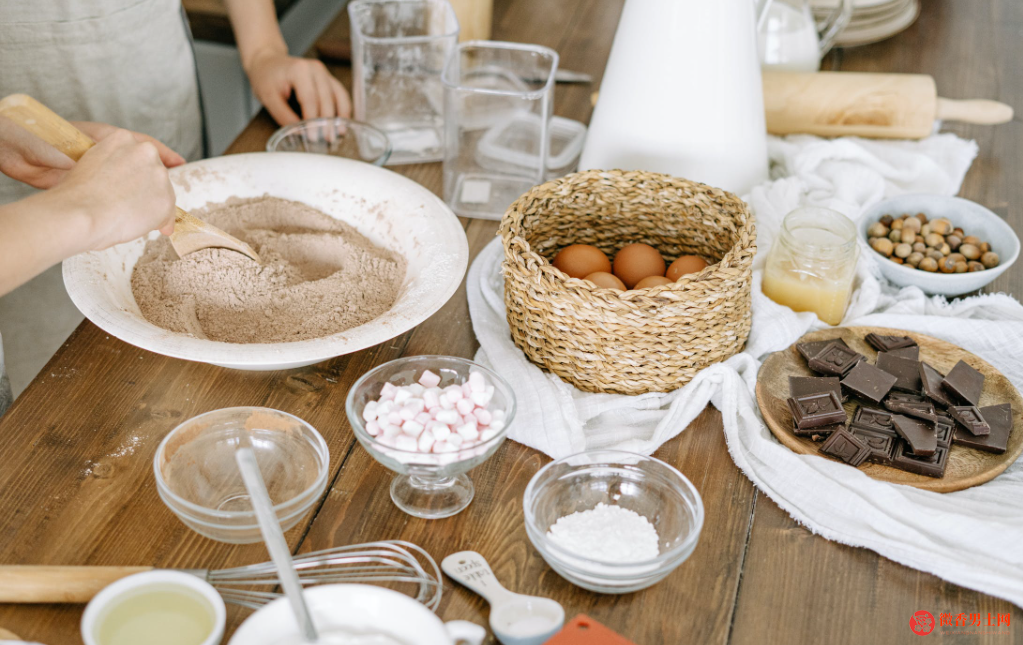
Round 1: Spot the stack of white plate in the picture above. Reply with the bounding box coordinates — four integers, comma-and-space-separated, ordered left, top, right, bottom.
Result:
811, 0, 921, 47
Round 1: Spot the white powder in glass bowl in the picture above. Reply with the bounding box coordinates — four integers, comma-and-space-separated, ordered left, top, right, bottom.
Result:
546, 502, 660, 563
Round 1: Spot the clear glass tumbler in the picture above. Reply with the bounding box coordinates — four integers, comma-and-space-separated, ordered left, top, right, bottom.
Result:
348, 0, 460, 165
441, 41, 559, 220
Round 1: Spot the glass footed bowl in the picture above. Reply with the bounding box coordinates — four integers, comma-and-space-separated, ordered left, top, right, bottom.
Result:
153, 407, 329, 544
523, 450, 704, 594
346, 356, 516, 519
266, 117, 392, 166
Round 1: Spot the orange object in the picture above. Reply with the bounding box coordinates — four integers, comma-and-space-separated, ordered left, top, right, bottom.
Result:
543, 614, 637, 645
666, 255, 709, 280
633, 275, 673, 290
612, 243, 665, 288
553, 244, 612, 279
583, 271, 626, 291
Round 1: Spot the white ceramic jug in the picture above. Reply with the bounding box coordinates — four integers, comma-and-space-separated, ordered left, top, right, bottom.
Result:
579, 0, 771, 196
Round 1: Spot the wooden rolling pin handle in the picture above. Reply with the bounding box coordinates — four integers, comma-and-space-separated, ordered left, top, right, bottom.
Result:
0, 565, 154, 603
935, 98, 1014, 125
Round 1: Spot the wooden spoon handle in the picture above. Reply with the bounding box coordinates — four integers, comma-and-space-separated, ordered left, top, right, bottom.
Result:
0, 627, 22, 640
0, 565, 155, 603
935, 98, 1014, 125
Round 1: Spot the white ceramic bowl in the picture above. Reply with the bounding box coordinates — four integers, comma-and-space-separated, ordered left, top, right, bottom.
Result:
860, 194, 1019, 296
63, 153, 468, 370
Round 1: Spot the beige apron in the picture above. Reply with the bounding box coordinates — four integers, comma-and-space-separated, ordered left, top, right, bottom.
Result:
0, 0, 204, 205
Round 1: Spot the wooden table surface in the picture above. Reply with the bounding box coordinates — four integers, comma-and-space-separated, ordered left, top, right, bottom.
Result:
1, 1, 1021, 643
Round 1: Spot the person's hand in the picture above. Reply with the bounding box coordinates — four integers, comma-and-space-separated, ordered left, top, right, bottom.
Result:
0, 116, 185, 189
50, 129, 177, 251
245, 49, 351, 125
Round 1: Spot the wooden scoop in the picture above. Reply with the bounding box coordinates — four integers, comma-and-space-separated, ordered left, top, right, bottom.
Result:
0, 627, 21, 640
0, 94, 261, 263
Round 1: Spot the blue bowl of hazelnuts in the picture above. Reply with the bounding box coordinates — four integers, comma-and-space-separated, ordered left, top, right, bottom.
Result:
860, 194, 1019, 297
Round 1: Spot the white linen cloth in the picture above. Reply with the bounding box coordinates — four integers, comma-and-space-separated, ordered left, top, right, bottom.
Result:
467, 132, 1023, 607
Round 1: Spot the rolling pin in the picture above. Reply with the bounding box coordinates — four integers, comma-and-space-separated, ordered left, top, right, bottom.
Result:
763, 71, 1014, 139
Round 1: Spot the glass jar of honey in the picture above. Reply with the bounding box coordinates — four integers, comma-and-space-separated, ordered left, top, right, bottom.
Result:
762, 207, 859, 325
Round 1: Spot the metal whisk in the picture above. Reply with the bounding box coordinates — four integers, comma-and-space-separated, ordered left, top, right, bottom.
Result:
0, 540, 442, 609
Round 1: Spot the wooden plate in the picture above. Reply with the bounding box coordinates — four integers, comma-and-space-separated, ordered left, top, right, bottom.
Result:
756, 326, 1023, 493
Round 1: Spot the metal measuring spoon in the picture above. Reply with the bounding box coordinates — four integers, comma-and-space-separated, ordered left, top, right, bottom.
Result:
442, 552, 564, 645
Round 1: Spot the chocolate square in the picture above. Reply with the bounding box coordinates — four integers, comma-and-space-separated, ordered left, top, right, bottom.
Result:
819, 428, 871, 467
850, 406, 898, 436
792, 420, 845, 438
789, 376, 842, 400
865, 333, 917, 352
892, 442, 949, 478
796, 338, 853, 361
941, 360, 984, 406
787, 392, 847, 429
808, 342, 863, 376
875, 352, 922, 393
919, 362, 952, 407
892, 414, 937, 457
934, 419, 954, 448
885, 393, 937, 423
949, 405, 990, 436
841, 361, 897, 404
849, 427, 899, 465
882, 346, 920, 360
953, 403, 1012, 454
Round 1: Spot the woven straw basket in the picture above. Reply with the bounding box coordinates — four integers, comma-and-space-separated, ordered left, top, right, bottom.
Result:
499, 169, 756, 395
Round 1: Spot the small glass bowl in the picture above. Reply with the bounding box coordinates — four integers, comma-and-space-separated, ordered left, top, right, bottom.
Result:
153, 407, 330, 544
266, 117, 392, 166
346, 356, 516, 519
523, 450, 704, 594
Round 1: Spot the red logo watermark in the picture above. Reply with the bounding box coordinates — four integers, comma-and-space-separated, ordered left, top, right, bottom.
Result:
910, 611, 935, 636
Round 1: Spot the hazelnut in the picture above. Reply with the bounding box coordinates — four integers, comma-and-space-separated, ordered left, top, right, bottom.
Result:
948, 253, 966, 265
962, 235, 980, 247
946, 234, 962, 251
899, 214, 910, 220
926, 248, 944, 261
868, 222, 889, 238
953, 227, 965, 237
891, 257, 904, 264
981, 251, 1000, 268
905, 217, 922, 232
880, 214, 894, 226
894, 243, 913, 258
968, 261, 985, 272
938, 243, 951, 256
921, 223, 932, 236
891, 218, 904, 230
916, 212, 928, 224
959, 243, 981, 260
918, 257, 939, 272
901, 228, 916, 244
940, 257, 957, 273
930, 219, 951, 235
979, 242, 991, 253
955, 261, 968, 273
907, 252, 924, 267
912, 241, 926, 253
925, 233, 944, 248
889, 230, 903, 243
871, 237, 894, 257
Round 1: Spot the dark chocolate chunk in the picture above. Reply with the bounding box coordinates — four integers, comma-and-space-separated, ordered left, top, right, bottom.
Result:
949, 405, 990, 436
881, 346, 920, 360
819, 428, 871, 467
953, 403, 1012, 454
934, 418, 954, 448
865, 333, 917, 352
850, 406, 898, 436
808, 342, 863, 376
885, 394, 937, 422
892, 414, 937, 457
787, 392, 847, 429
941, 360, 984, 406
849, 426, 899, 465
841, 361, 897, 404
796, 337, 853, 361
891, 442, 949, 478
792, 420, 844, 438
875, 352, 923, 392
789, 376, 842, 400
919, 362, 952, 407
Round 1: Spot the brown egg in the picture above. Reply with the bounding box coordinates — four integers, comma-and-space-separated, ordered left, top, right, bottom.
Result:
583, 271, 626, 291
633, 275, 673, 290
612, 243, 665, 288
552, 244, 611, 279
666, 255, 709, 281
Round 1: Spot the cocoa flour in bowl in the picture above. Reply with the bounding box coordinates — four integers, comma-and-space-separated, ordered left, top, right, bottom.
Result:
131, 196, 407, 344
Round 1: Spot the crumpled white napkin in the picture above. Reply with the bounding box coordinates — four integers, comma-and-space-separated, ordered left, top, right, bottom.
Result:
468, 132, 1023, 607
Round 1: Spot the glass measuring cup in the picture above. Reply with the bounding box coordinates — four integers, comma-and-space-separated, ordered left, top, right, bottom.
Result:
757, 0, 854, 71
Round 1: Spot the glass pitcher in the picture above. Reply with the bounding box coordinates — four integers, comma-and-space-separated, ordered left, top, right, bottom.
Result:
757, 0, 854, 72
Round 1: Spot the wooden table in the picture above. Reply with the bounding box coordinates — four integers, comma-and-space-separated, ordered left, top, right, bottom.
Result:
1, 1, 1020, 643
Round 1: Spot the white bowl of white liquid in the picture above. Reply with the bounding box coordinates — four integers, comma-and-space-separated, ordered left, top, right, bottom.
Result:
81, 571, 225, 645
228, 584, 485, 645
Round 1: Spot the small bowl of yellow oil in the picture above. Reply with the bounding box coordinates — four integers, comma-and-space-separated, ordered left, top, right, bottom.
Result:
81, 571, 225, 645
